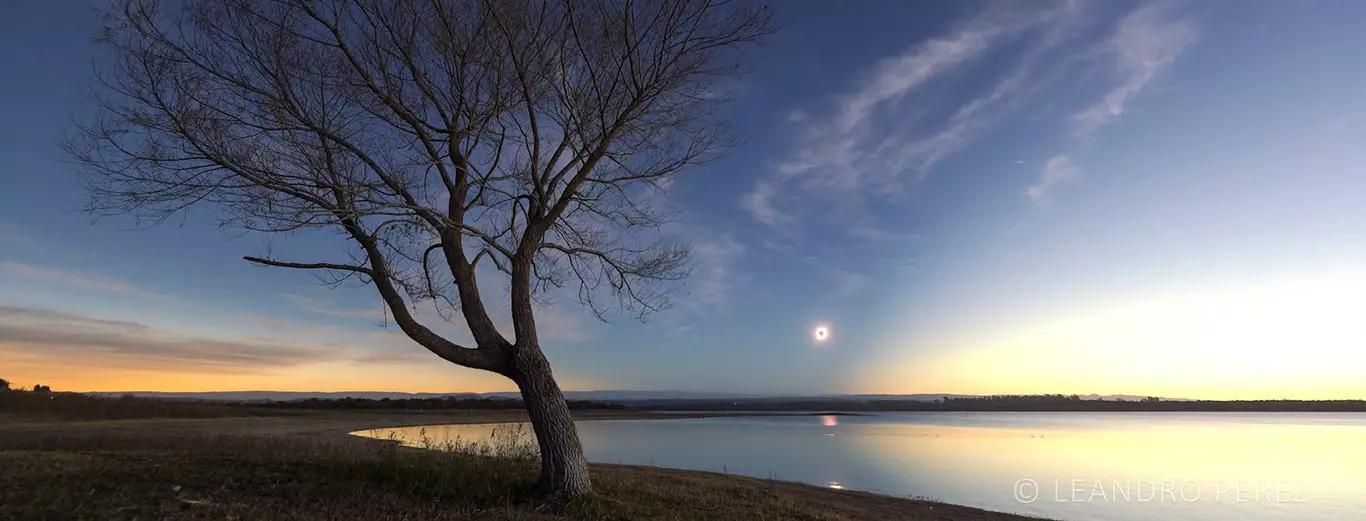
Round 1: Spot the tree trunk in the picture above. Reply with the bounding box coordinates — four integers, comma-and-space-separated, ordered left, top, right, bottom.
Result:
511, 344, 592, 497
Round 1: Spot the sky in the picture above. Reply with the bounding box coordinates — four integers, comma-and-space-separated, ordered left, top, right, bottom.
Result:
3, 0, 1366, 399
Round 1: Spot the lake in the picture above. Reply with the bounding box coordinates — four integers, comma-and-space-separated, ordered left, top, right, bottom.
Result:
355, 412, 1366, 521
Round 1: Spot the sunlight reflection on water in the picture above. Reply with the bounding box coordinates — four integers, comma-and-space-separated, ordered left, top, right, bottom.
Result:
356, 412, 1366, 521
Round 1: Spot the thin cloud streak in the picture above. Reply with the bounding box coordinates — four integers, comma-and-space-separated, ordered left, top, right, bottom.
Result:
772, 14, 1002, 195
0, 305, 325, 372
1073, 2, 1197, 139
744, 2, 1084, 234
351, 350, 432, 365
1, 262, 164, 298
280, 293, 389, 320
1027, 2, 1196, 204
686, 235, 745, 313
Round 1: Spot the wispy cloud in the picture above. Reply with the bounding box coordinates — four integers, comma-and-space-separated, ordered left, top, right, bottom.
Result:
744, 2, 1084, 234
0, 305, 324, 372
827, 24, 997, 138
1024, 155, 1079, 205
769, 15, 1000, 199
0, 306, 150, 332
231, 313, 404, 345
351, 350, 432, 365
1, 262, 164, 298
280, 293, 388, 320
686, 235, 745, 313
1074, 2, 1197, 139
664, 323, 695, 338
738, 180, 787, 227
1070, 2, 1191, 138
1026, 2, 1196, 204
491, 302, 589, 343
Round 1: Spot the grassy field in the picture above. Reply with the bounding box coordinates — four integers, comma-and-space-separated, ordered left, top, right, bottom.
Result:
0, 396, 1047, 520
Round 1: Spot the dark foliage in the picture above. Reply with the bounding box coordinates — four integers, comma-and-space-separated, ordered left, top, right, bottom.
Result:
0, 383, 624, 421
0, 390, 285, 421
239, 396, 628, 411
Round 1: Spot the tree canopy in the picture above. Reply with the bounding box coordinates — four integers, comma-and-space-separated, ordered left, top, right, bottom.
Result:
68, 0, 772, 495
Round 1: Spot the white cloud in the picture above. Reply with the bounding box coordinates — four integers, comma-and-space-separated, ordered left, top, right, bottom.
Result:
738, 180, 787, 227
1, 262, 164, 298
1024, 155, 1079, 204
828, 27, 997, 137
687, 235, 745, 312
1074, 3, 1196, 139
665, 323, 694, 338
280, 293, 388, 320
770, 19, 1002, 197
743, 2, 1084, 233
0, 305, 326, 372
500, 303, 588, 343
1026, 3, 1196, 205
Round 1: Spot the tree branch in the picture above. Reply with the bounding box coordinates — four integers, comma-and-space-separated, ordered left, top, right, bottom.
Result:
243, 256, 374, 275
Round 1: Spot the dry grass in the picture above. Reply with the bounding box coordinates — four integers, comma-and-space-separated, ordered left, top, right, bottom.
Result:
0, 408, 1047, 520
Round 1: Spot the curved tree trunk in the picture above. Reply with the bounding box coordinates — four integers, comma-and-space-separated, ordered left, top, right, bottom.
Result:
510, 344, 592, 497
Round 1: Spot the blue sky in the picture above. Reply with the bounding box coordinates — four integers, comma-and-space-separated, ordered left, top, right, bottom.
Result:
3, 0, 1366, 397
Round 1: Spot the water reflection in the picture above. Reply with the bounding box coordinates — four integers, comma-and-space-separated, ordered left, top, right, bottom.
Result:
357, 412, 1366, 521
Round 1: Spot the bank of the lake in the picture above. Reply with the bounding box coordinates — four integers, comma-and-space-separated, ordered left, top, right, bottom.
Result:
0, 409, 1046, 521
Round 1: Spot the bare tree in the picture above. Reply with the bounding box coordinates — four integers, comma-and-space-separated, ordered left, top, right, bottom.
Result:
68, 0, 770, 496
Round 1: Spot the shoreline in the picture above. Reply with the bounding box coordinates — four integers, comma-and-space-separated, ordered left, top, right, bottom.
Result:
0, 410, 1048, 520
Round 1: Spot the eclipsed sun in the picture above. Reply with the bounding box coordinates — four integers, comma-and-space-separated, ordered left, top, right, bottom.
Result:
813, 326, 830, 342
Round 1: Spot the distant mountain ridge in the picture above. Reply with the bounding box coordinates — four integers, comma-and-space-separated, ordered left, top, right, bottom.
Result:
97, 390, 1183, 403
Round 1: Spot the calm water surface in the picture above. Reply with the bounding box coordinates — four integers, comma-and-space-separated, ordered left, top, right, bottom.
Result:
357, 412, 1366, 520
